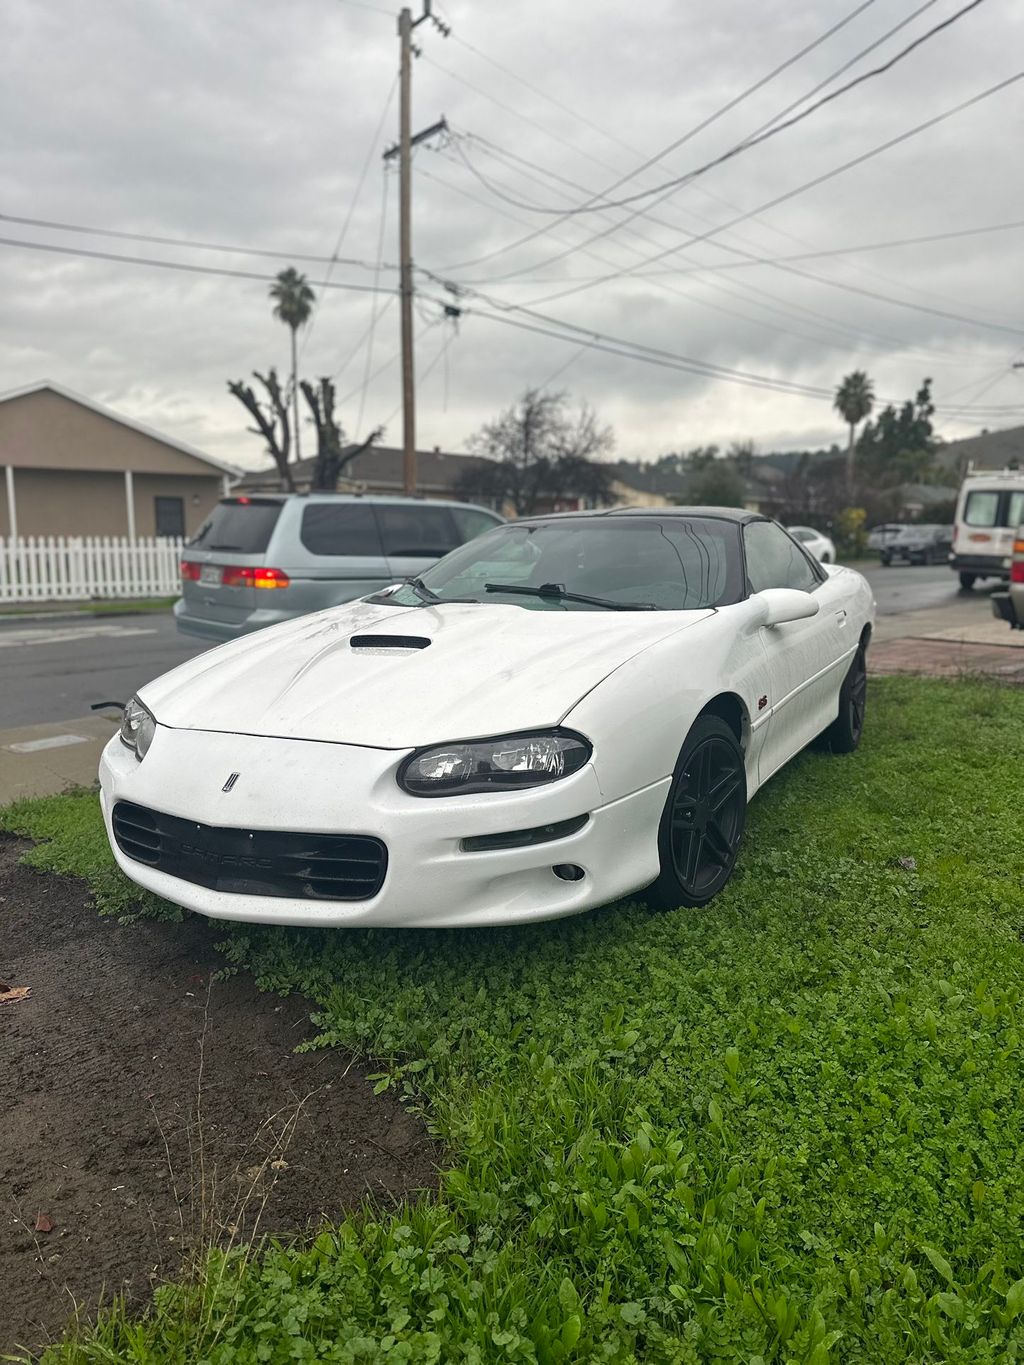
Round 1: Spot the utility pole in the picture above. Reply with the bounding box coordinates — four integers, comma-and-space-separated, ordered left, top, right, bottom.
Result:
384, 2, 448, 495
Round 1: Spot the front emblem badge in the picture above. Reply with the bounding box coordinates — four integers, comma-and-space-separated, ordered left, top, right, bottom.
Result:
222, 772, 240, 792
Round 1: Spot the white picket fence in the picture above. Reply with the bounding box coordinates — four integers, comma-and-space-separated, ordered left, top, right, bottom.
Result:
0, 536, 185, 603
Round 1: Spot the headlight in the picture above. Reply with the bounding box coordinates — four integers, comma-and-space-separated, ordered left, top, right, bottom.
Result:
119, 697, 156, 761
399, 729, 591, 797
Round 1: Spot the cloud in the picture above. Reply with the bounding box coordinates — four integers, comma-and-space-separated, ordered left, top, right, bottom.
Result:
2, 0, 1022, 469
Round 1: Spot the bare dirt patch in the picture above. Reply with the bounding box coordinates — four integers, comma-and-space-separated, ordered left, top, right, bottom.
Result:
0, 835, 438, 1358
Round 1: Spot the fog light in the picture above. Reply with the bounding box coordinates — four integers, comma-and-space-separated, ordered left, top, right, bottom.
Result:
552, 863, 585, 882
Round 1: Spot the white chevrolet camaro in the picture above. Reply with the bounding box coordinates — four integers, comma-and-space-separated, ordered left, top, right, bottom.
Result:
100, 509, 874, 928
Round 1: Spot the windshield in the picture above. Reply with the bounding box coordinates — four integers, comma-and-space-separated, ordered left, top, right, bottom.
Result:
381, 516, 744, 611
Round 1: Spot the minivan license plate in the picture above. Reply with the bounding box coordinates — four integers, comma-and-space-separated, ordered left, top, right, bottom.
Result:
199, 565, 222, 587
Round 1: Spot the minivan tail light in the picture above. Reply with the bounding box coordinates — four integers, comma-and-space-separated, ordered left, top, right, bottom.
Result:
221, 565, 291, 590
180, 560, 201, 581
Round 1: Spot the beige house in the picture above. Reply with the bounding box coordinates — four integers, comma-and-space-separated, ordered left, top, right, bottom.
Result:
0, 381, 236, 540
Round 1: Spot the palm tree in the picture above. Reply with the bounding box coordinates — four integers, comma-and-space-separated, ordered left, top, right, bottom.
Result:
269, 268, 315, 462
834, 370, 875, 491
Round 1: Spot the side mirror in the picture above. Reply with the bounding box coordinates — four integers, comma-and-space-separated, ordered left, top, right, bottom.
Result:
755, 587, 820, 627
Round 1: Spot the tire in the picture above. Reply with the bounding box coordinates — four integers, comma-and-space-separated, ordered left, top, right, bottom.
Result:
824, 644, 867, 754
880, 553, 891, 567
646, 715, 747, 911
959, 572, 976, 591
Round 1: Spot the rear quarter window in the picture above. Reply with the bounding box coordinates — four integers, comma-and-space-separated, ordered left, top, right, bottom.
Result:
300, 504, 384, 556
189, 500, 282, 553
451, 507, 503, 543
377, 505, 459, 556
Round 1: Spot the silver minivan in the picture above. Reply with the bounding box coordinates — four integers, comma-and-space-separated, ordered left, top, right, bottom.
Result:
174, 493, 504, 641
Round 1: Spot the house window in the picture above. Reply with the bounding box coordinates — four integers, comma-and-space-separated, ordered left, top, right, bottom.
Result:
154, 496, 185, 538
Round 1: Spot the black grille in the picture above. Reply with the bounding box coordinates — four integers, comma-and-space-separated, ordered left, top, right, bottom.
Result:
112, 802, 387, 902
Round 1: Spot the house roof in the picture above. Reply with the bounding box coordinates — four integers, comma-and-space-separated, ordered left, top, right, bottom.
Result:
0, 380, 241, 477
237, 444, 494, 492
935, 424, 1024, 472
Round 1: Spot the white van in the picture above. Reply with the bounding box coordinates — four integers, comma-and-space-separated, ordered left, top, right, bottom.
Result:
951, 468, 1024, 590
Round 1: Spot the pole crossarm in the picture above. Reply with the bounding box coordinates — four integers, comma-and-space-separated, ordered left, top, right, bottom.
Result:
383, 117, 448, 162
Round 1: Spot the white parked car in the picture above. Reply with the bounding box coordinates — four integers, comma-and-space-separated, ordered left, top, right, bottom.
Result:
100, 510, 875, 929
787, 525, 836, 563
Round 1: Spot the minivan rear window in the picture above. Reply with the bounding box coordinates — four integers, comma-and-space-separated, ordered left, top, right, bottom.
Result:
300, 503, 383, 556
189, 499, 282, 553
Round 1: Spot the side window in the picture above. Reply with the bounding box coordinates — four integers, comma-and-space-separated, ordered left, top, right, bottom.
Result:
300, 504, 383, 556
1006, 491, 1024, 529
154, 496, 185, 538
450, 507, 503, 543
744, 521, 820, 594
377, 505, 459, 556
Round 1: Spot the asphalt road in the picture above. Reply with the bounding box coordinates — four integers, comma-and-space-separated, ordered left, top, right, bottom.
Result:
0, 560, 984, 730
1, 613, 207, 729
855, 560, 968, 615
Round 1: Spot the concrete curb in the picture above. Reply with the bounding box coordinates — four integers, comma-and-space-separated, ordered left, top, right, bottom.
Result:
0, 608, 173, 626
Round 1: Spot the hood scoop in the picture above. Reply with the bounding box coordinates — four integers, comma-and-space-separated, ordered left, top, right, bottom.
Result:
349, 634, 431, 654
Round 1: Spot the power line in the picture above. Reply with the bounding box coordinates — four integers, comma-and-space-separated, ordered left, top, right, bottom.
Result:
454, 304, 1024, 417
455, 133, 1024, 343
332, 295, 396, 381
465, 218, 1024, 286
0, 234, 397, 293
517, 72, 1024, 309
425, 145, 999, 363
434, 0, 882, 271
355, 167, 394, 434
303, 74, 399, 355
464, 0, 987, 217
433, 2, 1015, 336
0, 211, 398, 273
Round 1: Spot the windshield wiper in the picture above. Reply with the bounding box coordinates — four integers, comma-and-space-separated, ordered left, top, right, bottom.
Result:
402, 577, 478, 605
208, 542, 245, 551
484, 582, 658, 611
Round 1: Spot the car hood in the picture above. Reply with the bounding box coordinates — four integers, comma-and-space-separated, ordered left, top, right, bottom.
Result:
142, 599, 712, 748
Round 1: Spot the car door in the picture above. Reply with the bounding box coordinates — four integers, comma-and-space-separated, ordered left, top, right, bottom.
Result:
744, 521, 851, 781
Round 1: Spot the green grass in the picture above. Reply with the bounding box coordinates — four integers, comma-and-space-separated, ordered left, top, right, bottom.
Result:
3, 677, 1024, 1363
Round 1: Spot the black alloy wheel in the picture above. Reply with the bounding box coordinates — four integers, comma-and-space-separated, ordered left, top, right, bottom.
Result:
647, 715, 747, 911
824, 644, 867, 753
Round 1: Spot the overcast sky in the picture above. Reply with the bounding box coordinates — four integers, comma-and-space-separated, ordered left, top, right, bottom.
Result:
2, 0, 1023, 471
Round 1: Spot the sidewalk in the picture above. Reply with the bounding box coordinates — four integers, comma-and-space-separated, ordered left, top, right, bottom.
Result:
0, 714, 119, 804
869, 597, 1024, 681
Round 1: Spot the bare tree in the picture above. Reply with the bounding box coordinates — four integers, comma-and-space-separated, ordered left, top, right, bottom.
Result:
459, 388, 615, 515
227, 369, 294, 490
300, 378, 383, 491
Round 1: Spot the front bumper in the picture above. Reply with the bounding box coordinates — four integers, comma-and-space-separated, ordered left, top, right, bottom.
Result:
99, 727, 668, 927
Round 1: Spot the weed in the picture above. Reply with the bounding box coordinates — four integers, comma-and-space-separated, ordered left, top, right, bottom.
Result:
4, 677, 1024, 1362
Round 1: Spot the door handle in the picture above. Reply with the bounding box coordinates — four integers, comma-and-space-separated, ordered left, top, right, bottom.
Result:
835, 609, 848, 625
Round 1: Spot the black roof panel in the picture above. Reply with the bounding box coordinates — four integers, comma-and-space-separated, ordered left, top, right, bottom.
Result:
517, 506, 761, 526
